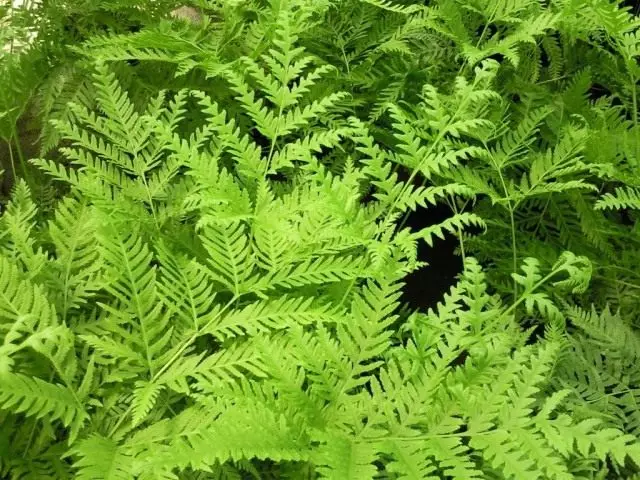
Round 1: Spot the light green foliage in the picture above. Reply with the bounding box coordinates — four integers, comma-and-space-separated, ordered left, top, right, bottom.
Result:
2, 0, 640, 478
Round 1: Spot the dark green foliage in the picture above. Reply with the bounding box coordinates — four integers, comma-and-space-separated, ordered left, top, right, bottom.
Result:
2, 0, 640, 478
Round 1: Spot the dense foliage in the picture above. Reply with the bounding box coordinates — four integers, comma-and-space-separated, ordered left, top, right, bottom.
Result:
2, 0, 640, 478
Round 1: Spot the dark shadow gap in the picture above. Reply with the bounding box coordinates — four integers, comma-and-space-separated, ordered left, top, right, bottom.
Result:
401, 202, 463, 312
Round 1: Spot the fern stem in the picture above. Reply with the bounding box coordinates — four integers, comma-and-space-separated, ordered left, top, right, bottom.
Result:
508, 206, 518, 299
611, 278, 640, 290
632, 74, 638, 129
457, 225, 466, 263
6, 140, 17, 181
11, 125, 30, 184
340, 45, 351, 75
502, 270, 557, 320
587, 387, 640, 403
485, 144, 518, 300
532, 194, 552, 238
140, 174, 160, 232
264, 98, 285, 176
598, 264, 640, 279
447, 196, 466, 263
22, 418, 38, 459
631, 72, 639, 162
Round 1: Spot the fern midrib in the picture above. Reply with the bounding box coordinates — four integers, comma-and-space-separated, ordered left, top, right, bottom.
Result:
482, 140, 519, 300
117, 239, 155, 378
59, 207, 90, 323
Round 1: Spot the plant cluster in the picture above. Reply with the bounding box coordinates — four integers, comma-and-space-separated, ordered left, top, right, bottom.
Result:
2, 0, 640, 478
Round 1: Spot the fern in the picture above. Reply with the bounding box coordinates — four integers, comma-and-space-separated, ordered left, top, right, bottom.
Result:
2, 0, 640, 478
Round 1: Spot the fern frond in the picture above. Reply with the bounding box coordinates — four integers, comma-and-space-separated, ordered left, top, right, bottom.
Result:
414, 213, 486, 247
313, 433, 379, 479
47, 196, 102, 319
359, 0, 422, 15
156, 248, 218, 334
0, 255, 56, 330
71, 435, 133, 480
200, 221, 257, 296
0, 372, 86, 427
205, 296, 344, 340
259, 254, 369, 291
0, 180, 49, 277
129, 402, 309, 473
596, 186, 640, 210
97, 229, 170, 377
91, 62, 141, 146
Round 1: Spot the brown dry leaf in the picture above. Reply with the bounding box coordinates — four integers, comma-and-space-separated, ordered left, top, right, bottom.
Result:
170, 6, 203, 25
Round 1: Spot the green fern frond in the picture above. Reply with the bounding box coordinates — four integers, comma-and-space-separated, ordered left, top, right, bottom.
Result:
46, 196, 102, 319
0, 180, 49, 277
206, 296, 344, 341
260, 254, 369, 291
156, 248, 218, 334
129, 402, 309, 473
596, 186, 640, 210
565, 304, 640, 361
313, 432, 379, 479
0, 254, 56, 333
97, 229, 171, 377
359, 0, 422, 15
414, 212, 486, 247
91, 62, 142, 146
37, 64, 94, 155
71, 435, 132, 480
0, 372, 86, 427
200, 221, 258, 296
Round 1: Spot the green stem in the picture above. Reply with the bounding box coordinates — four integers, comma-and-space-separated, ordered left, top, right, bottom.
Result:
631, 72, 639, 161
502, 270, 557, 321
483, 142, 518, 301
7, 140, 17, 181
448, 197, 467, 263
340, 44, 350, 75
508, 204, 518, 299
11, 125, 30, 183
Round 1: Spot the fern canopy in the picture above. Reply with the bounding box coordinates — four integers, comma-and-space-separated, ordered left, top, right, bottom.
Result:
1, 0, 640, 478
